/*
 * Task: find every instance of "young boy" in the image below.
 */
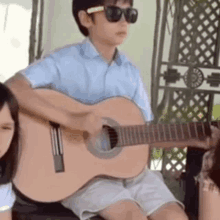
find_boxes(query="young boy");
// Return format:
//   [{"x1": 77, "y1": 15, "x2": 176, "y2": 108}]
[{"x1": 6, "y1": 0, "x2": 206, "y2": 219}]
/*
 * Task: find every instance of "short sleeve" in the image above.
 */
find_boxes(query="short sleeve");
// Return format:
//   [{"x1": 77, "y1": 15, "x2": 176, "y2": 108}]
[
  {"x1": 0, "y1": 183, "x2": 16, "y2": 212},
  {"x1": 133, "y1": 74, "x2": 154, "y2": 122},
  {"x1": 21, "y1": 55, "x2": 59, "y2": 89}
]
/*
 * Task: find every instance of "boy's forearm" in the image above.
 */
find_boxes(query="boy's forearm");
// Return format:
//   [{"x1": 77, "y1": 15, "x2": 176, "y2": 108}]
[{"x1": 5, "y1": 73, "x2": 89, "y2": 131}]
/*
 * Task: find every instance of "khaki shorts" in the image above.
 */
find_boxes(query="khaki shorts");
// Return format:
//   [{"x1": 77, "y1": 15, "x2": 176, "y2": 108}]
[{"x1": 61, "y1": 168, "x2": 184, "y2": 220}]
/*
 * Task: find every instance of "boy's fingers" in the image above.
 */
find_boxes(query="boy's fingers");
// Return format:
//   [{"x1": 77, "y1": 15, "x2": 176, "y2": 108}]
[{"x1": 205, "y1": 126, "x2": 220, "y2": 149}]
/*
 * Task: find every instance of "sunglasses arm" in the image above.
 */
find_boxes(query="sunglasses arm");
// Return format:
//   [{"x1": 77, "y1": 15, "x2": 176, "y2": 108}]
[{"x1": 87, "y1": 6, "x2": 105, "y2": 14}]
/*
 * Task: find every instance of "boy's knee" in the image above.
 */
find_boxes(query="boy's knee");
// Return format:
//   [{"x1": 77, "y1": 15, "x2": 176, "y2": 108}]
[
  {"x1": 148, "y1": 202, "x2": 189, "y2": 220},
  {"x1": 98, "y1": 200, "x2": 146, "y2": 220}
]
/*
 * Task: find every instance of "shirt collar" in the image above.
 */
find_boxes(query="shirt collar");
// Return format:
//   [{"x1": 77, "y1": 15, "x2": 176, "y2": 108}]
[{"x1": 82, "y1": 37, "x2": 129, "y2": 66}]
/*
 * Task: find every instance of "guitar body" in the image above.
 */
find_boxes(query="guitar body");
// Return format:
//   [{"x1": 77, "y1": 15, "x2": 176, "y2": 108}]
[{"x1": 13, "y1": 89, "x2": 149, "y2": 202}]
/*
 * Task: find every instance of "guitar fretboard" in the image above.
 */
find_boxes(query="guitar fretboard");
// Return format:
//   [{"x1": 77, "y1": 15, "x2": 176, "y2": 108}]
[{"x1": 111, "y1": 121, "x2": 220, "y2": 147}]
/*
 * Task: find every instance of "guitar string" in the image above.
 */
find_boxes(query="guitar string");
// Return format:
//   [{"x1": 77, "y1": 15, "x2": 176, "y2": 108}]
[{"x1": 102, "y1": 122, "x2": 217, "y2": 146}]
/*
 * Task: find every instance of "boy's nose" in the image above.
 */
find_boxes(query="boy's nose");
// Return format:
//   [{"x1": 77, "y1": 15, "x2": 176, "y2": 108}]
[{"x1": 119, "y1": 13, "x2": 126, "y2": 22}]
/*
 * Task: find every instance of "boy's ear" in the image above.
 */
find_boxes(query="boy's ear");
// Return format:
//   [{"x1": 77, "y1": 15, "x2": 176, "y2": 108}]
[{"x1": 78, "y1": 10, "x2": 93, "y2": 28}]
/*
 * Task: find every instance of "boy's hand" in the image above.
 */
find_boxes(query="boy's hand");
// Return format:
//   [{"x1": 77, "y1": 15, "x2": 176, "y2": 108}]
[
  {"x1": 66, "y1": 112, "x2": 103, "y2": 139},
  {"x1": 84, "y1": 112, "x2": 103, "y2": 138},
  {"x1": 205, "y1": 125, "x2": 220, "y2": 150},
  {"x1": 151, "y1": 125, "x2": 220, "y2": 150},
  {"x1": 192, "y1": 125, "x2": 220, "y2": 150}
]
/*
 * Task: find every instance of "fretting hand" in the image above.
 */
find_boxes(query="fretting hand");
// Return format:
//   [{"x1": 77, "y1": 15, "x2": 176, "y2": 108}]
[
  {"x1": 151, "y1": 125, "x2": 220, "y2": 151},
  {"x1": 189, "y1": 125, "x2": 220, "y2": 150}
]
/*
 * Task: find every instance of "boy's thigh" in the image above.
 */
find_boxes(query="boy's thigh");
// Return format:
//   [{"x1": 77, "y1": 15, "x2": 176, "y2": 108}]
[
  {"x1": 99, "y1": 201, "x2": 188, "y2": 220},
  {"x1": 148, "y1": 202, "x2": 189, "y2": 220},
  {"x1": 99, "y1": 200, "x2": 147, "y2": 220},
  {"x1": 124, "y1": 169, "x2": 185, "y2": 216}
]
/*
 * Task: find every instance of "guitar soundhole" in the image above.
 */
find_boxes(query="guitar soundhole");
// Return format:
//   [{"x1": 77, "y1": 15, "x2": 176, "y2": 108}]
[{"x1": 102, "y1": 125, "x2": 118, "y2": 150}]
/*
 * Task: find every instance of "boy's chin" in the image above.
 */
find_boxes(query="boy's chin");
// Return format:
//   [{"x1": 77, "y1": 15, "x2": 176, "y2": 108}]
[{"x1": 112, "y1": 37, "x2": 127, "y2": 45}]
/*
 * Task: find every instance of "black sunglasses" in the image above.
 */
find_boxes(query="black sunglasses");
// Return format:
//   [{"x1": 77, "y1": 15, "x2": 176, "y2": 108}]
[{"x1": 87, "y1": 6, "x2": 138, "y2": 23}]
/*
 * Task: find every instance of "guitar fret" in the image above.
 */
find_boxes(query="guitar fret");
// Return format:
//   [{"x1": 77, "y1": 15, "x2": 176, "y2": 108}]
[
  {"x1": 118, "y1": 127, "x2": 124, "y2": 146},
  {"x1": 128, "y1": 126, "x2": 132, "y2": 145},
  {"x1": 194, "y1": 122, "x2": 199, "y2": 139},
  {"x1": 123, "y1": 127, "x2": 127, "y2": 146},
  {"x1": 153, "y1": 124, "x2": 159, "y2": 142},
  {"x1": 157, "y1": 124, "x2": 160, "y2": 141},
  {"x1": 140, "y1": 125, "x2": 146, "y2": 143},
  {"x1": 166, "y1": 124, "x2": 171, "y2": 141},
  {"x1": 163, "y1": 124, "x2": 167, "y2": 141},
  {"x1": 132, "y1": 126, "x2": 136, "y2": 145},
  {"x1": 140, "y1": 125, "x2": 144, "y2": 144},
  {"x1": 160, "y1": 124, "x2": 164, "y2": 141},
  {"x1": 129, "y1": 126, "x2": 132, "y2": 145},
  {"x1": 147, "y1": 125, "x2": 152, "y2": 143},
  {"x1": 137, "y1": 126, "x2": 142, "y2": 144},
  {"x1": 134, "y1": 126, "x2": 137, "y2": 145},
  {"x1": 174, "y1": 123, "x2": 179, "y2": 141},
  {"x1": 160, "y1": 124, "x2": 165, "y2": 141},
  {"x1": 119, "y1": 127, "x2": 124, "y2": 146},
  {"x1": 168, "y1": 124, "x2": 173, "y2": 141},
  {"x1": 124, "y1": 126, "x2": 128, "y2": 146},
  {"x1": 151, "y1": 124, "x2": 156, "y2": 143},
  {"x1": 175, "y1": 124, "x2": 182, "y2": 141},
  {"x1": 180, "y1": 124, "x2": 185, "y2": 140},
  {"x1": 128, "y1": 126, "x2": 131, "y2": 145},
  {"x1": 187, "y1": 123, "x2": 192, "y2": 139},
  {"x1": 170, "y1": 124, "x2": 177, "y2": 141}
]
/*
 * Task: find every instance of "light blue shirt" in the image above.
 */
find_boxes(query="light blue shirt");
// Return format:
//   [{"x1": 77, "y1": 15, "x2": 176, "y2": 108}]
[
  {"x1": 0, "y1": 183, "x2": 16, "y2": 212},
  {"x1": 22, "y1": 38, "x2": 153, "y2": 121}
]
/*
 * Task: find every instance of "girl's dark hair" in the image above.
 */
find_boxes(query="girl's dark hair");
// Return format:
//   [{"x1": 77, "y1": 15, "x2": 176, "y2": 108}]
[
  {"x1": 72, "y1": 0, "x2": 133, "y2": 36},
  {"x1": 0, "y1": 83, "x2": 19, "y2": 184},
  {"x1": 207, "y1": 139, "x2": 220, "y2": 189}
]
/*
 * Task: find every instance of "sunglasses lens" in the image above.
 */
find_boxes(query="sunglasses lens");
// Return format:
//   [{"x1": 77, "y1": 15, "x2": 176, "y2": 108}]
[
  {"x1": 105, "y1": 7, "x2": 138, "y2": 23},
  {"x1": 106, "y1": 7, "x2": 122, "y2": 22},
  {"x1": 126, "y1": 8, "x2": 138, "y2": 23}
]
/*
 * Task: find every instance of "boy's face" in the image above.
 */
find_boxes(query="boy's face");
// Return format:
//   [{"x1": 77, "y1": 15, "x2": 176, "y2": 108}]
[{"x1": 88, "y1": 1, "x2": 132, "y2": 47}]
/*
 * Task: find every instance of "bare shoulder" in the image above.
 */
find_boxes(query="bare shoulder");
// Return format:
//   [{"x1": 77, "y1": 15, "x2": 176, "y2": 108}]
[{"x1": 0, "y1": 209, "x2": 12, "y2": 220}]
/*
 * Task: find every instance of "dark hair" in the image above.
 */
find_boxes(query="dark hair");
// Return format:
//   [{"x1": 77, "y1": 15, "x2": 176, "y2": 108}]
[
  {"x1": 207, "y1": 140, "x2": 220, "y2": 189},
  {"x1": 0, "y1": 83, "x2": 19, "y2": 184},
  {"x1": 72, "y1": 0, "x2": 133, "y2": 36}
]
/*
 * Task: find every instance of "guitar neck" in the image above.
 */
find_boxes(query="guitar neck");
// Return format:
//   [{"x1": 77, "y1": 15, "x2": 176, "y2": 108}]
[{"x1": 113, "y1": 121, "x2": 220, "y2": 147}]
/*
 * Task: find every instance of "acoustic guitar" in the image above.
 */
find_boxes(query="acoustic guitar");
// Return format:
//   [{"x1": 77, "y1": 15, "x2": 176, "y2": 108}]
[{"x1": 13, "y1": 89, "x2": 218, "y2": 202}]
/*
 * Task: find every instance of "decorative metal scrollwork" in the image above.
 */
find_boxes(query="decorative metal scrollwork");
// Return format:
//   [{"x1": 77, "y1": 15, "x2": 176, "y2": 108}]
[
  {"x1": 164, "y1": 68, "x2": 180, "y2": 83},
  {"x1": 183, "y1": 67, "x2": 204, "y2": 89},
  {"x1": 207, "y1": 73, "x2": 220, "y2": 87}
]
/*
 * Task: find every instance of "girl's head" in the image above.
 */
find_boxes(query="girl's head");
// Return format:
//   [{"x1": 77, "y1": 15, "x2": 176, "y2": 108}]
[
  {"x1": 72, "y1": 0, "x2": 135, "y2": 37},
  {"x1": 0, "y1": 83, "x2": 19, "y2": 184}
]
